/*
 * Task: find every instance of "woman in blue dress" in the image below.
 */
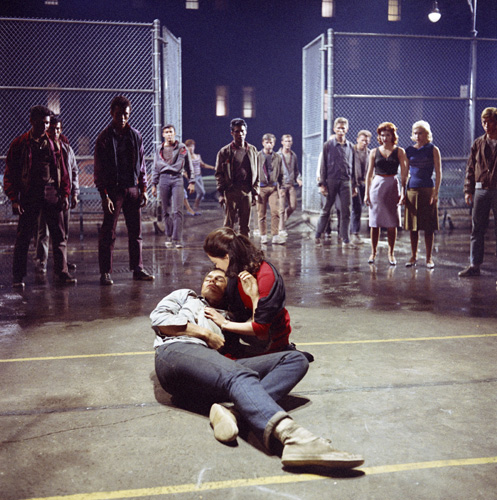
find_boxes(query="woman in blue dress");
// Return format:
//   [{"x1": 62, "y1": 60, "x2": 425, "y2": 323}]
[{"x1": 404, "y1": 121, "x2": 442, "y2": 268}]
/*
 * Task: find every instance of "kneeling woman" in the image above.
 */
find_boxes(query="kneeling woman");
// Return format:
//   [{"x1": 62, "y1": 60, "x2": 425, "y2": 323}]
[{"x1": 203, "y1": 227, "x2": 309, "y2": 359}]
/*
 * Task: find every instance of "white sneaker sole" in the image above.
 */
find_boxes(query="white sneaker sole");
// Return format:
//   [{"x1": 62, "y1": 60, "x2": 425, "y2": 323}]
[{"x1": 282, "y1": 451, "x2": 364, "y2": 469}]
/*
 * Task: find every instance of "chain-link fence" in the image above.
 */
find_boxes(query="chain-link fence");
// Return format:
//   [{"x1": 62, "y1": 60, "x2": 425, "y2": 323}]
[
  {"x1": 162, "y1": 26, "x2": 182, "y2": 142},
  {"x1": 0, "y1": 17, "x2": 182, "y2": 222},
  {"x1": 302, "y1": 34, "x2": 325, "y2": 214},
  {"x1": 302, "y1": 30, "x2": 497, "y2": 220}
]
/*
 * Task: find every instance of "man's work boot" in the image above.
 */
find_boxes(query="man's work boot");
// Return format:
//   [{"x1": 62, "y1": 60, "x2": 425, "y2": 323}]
[
  {"x1": 273, "y1": 417, "x2": 364, "y2": 469},
  {"x1": 209, "y1": 404, "x2": 239, "y2": 443}
]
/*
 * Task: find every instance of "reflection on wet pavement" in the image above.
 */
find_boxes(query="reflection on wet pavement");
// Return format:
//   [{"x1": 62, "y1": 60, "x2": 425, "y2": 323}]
[{"x1": 0, "y1": 204, "x2": 496, "y2": 332}]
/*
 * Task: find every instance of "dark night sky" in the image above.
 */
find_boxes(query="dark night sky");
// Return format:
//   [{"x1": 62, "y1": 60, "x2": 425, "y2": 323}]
[{"x1": 1, "y1": 0, "x2": 496, "y2": 163}]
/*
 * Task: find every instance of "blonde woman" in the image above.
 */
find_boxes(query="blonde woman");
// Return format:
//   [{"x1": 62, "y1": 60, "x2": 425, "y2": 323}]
[
  {"x1": 404, "y1": 121, "x2": 442, "y2": 268},
  {"x1": 365, "y1": 122, "x2": 408, "y2": 265}
]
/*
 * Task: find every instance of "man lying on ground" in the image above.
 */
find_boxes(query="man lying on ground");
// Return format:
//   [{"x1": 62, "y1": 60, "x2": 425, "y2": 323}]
[{"x1": 150, "y1": 268, "x2": 364, "y2": 469}]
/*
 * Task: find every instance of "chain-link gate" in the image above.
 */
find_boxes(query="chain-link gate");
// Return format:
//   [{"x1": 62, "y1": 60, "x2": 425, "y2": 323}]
[
  {"x1": 162, "y1": 26, "x2": 182, "y2": 141},
  {"x1": 0, "y1": 17, "x2": 182, "y2": 222},
  {"x1": 302, "y1": 30, "x2": 497, "y2": 221},
  {"x1": 302, "y1": 34, "x2": 325, "y2": 214}
]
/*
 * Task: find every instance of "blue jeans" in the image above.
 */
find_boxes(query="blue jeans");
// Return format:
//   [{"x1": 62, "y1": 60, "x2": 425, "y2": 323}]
[
  {"x1": 316, "y1": 179, "x2": 352, "y2": 242},
  {"x1": 351, "y1": 183, "x2": 365, "y2": 235},
  {"x1": 155, "y1": 342, "x2": 309, "y2": 440},
  {"x1": 470, "y1": 189, "x2": 497, "y2": 267},
  {"x1": 159, "y1": 174, "x2": 184, "y2": 242}
]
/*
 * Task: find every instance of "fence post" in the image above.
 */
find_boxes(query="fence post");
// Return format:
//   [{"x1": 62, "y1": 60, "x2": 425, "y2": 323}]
[
  {"x1": 152, "y1": 19, "x2": 162, "y2": 151},
  {"x1": 326, "y1": 28, "x2": 334, "y2": 139},
  {"x1": 468, "y1": 0, "x2": 478, "y2": 147}
]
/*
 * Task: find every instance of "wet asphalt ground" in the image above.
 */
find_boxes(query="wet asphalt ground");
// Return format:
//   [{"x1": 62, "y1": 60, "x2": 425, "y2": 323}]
[{"x1": 1, "y1": 202, "x2": 497, "y2": 500}]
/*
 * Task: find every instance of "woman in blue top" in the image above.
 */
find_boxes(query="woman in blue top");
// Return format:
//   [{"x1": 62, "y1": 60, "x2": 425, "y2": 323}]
[{"x1": 404, "y1": 121, "x2": 442, "y2": 268}]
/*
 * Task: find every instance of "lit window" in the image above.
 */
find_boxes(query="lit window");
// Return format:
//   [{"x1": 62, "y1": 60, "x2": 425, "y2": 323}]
[
  {"x1": 216, "y1": 86, "x2": 229, "y2": 117},
  {"x1": 186, "y1": 0, "x2": 199, "y2": 9},
  {"x1": 322, "y1": 0, "x2": 334, "y2": 17},
  {"x1": 242, "y1": 87, "x2": 255, "y2": 119},
  {"x1": 45, "y1": 0, "x2": 59, "y2": 5},
  {"x1": 388, "y1": 0, "x2": 401, "y2": 21}
]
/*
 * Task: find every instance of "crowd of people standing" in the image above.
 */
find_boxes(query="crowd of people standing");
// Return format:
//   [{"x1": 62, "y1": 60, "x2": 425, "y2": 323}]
[
  {"x1": 3, "y1": 97, "x2": 497, "y2": 287},
  {"x1": 4, "y1": 97, "x2": 497, "y2": 472}
]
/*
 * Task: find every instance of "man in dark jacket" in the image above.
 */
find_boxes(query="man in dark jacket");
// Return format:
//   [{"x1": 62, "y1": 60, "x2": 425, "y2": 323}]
[
  {"x1": 256, "y1": 133, "x2": 285, "y2": 245},
  {"x1": 459, "y1": 107, "x2": 497, "y2": 277},
  {"x1": 4, "y1": 105, "x2": 75, "y2": 288},
  {"x1": 94, "y1": 95, "x2": 154, "y2": 285},
  {"x1": 215, "y1": 118, "x2": 259, "y2": 237},
  {"x1": 315, "y1": 117, "x2": 357, "y2": 247},
  {"x1": 34, "y1": 116, "x2": 80, "y2": 274}
]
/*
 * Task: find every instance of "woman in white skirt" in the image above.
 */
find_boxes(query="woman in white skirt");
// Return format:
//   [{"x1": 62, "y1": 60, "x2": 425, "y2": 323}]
[{"x1": 364, "y1": 122, "x2": 408, "y2": 265}]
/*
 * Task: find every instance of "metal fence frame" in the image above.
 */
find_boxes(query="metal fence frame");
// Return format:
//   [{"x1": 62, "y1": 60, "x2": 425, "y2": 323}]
[
  {"x1": 302, "y1": 34, "x2": 325, "y2": 214},
  {"x1": 0, "y1": 16, "x2": 182, "y2": 221},
  {"x1": 302, "y1": 29, "x2": 497, "y2": 218}
]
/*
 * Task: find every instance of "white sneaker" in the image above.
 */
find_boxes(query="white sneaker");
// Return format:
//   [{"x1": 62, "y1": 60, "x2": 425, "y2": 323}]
[
  {"x1": 261, "y1": 235, "x2": 268, "y2": 244},
  {"x1": 272, "y1": 235, "x2": 286, "y2": 245},
  {"x1": 253, "y1": 229, "x2": 260, "y2": 236},
  {"x1": 209, "y1": 404, "x2": 238, "y2": 443},
  {"x1": 165, "y1": 240, "x2": 173, "y2": 248},
  {"x1": 342, "y1": 241, "x2": 357, "y2": 249},
  {"x1": 351, "y1": 234, "x2": 364, "y2": 245},
  {"x1": 274, "y1": 418, "x2": 364, "y2": 469},
  {"x1": 282, "y1": 437, "x2": 364, "y2": 469},
  {"x1": 279, "y1": 230, "x2": 288, "y2": 238}
]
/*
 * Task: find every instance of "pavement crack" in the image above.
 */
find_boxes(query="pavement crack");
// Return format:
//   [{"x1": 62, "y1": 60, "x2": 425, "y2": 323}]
[{"x1": 2, "y1": 410, "x2": 164, "y2": 444}]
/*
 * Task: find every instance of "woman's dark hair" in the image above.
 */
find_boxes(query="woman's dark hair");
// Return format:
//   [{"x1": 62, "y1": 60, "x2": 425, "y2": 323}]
[{"x1": 203, "y1": 227, "x2": 264, "y2": 277}]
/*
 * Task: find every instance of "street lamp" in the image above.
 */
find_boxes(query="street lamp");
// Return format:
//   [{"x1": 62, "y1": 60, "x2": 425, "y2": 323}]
[{"x1": 428, "y1": 1, "x2": 441, "y2": 22}]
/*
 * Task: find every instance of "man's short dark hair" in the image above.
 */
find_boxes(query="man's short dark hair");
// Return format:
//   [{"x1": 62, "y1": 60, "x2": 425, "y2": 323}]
[
  {"x1": 50, "y1": 115, "x2": 62, "y2": 127},
  {"x1": 29, "y1": 105, "x2": 52, "y2": 121},
  {"x1": 163, "y1": 124, "x2": 175, "y2": 131},
  {"x1": 110, "y1": 95, "x2": 131, "y2": 112},
  {"x1": 203, "y1": 268, "x2": 227, "y2": 282},
  {"x1": 230, "y1": 118, "x2": 247, "y2": 131}
]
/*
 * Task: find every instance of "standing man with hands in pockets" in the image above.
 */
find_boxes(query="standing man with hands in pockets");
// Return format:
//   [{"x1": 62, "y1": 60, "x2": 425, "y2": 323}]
[
  {"x1": 459, "y1": 107, "x2": 497, "y2": 278},
  {"x1": 151, "y1": 124, "x2": 194, "y2": 249}
]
